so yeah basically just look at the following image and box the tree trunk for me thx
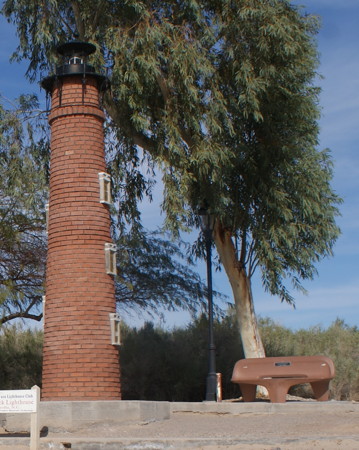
[213,221,265,359]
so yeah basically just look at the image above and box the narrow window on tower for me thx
[105,243,117,275]
[109,313,121,346]
[42,295,46,325]
[98,172,112,205]
[45,203,49,232]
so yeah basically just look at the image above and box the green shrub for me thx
[120,314,244,401]
[0,324,43,389]
[120,320,208,401]
[293,319,359,400]
[258,317,295,356]
[0,316,358,401]
[259,318,359,401]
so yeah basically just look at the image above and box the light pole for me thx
[198,207,217,401]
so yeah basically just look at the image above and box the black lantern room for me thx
[41,39,109,94]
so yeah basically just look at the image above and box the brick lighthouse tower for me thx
[41,40,121,400]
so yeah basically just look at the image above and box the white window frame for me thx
[98,172,112,205]
[105,243,117,275]
[42,295,46,325]
[45,203,49,232]
[109,313,121,346]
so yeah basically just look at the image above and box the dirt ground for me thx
[65,406,359,449]
[1,401,359,449]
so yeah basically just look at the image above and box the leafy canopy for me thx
[2,0,342,304]
[0,94,48,323]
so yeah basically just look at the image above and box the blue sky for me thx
[141,0,359,331]
[0,1,358,331]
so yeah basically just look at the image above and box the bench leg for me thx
[266,385,288,403]
[310,381,330,401]
[240,384,257,402]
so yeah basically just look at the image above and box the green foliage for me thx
[2,0,341,309]
[259,318,359,400]
[0,95,49,324]
[0,325,43,389]
[0,95,209,322]
[115,231,218,316]
[258,317,295,356]
[292,320,359,401]
[120,313,244,401]
[0,317,357,400]
[0,93,210,323]
[121,315,359,401]
[120,321,207,401]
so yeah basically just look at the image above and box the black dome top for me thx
[57,40,96,57]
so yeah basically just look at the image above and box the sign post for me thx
[0,385,40,449]
[30,385,40,450]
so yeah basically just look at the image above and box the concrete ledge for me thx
[171,400,359,414]
[4,399,358,433]
[4,400,170,432]
[1,401,358,449]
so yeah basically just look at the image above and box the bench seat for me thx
[231,355,335,403]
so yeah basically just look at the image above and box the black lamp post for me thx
[198,207,217,401]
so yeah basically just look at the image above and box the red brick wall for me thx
[42,76,121,400]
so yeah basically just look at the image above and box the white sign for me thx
[0,389,38,413]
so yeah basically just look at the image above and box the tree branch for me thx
[104,93,157,153]
[1,312,43,325]
[0,294,43,325]
[240,229,247,264]
[156,73,170,104]
[55,9,74,37]
[71,1,86,39]
[92,0,107,33]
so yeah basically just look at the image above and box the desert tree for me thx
[2,0,341,357]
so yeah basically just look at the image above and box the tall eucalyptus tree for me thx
[3,0,341,356]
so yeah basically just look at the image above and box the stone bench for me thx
[231,355,335,403]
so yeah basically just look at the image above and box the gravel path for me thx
[1,401,359,449]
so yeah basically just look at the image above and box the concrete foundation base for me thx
[2,400,170,432]
[0,401,358,449]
